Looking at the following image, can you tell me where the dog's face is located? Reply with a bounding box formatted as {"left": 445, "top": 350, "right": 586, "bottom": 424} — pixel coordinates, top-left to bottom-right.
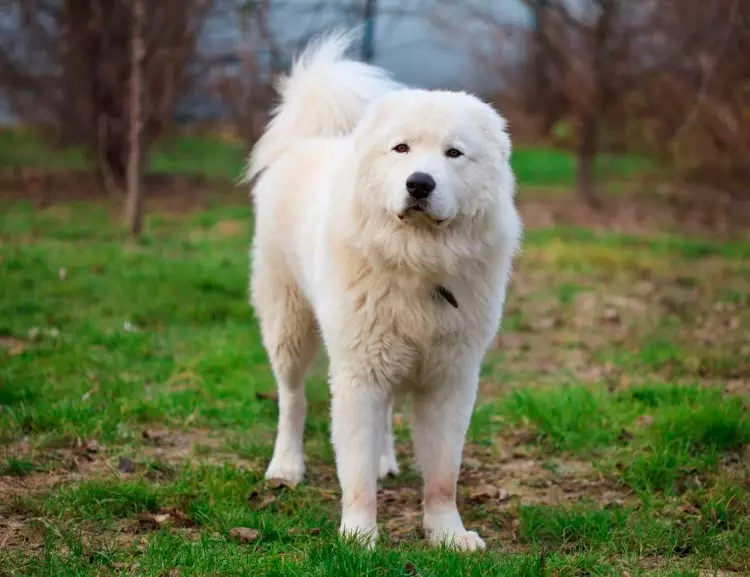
{"left": 351, "top": 89, "right": 513, "bottom": 228}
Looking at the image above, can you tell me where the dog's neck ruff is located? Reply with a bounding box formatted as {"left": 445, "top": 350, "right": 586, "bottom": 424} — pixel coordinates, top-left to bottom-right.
{"left": 435, "top": 285, "right": 459, "bottom": 309}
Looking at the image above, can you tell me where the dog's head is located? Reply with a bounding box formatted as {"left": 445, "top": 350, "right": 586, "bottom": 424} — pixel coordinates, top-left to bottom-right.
{"left": 343, "top": 89, "right": 518, "bottom": 274}
{"left": 351, "top": 89, "right": 513, "bottom": 226}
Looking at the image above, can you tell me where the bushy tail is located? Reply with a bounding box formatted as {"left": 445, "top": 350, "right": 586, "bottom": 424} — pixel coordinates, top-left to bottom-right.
{"left": 245, "top": 30, "right": 401, "bottom": 182}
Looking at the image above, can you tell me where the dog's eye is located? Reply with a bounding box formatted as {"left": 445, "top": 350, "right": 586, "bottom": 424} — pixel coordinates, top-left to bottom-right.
{"left": 445, "top": 148, "right": 463, "bottom": 158}
{"left": 392, "top": 143, "right": 410, "bottom": 154}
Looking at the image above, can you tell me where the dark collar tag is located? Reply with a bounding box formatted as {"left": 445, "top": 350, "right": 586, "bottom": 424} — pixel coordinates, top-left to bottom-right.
{"left": 435, "top": 285, "right": 459, "bottom": 309}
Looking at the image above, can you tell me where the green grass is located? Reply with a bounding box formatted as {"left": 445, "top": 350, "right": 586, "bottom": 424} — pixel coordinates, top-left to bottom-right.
{"left": 1, "top": 190, "right": 749, "bottom": 575}
{"left": 1, "top": 456, "right": 38, "bottom": 477}
{"left": 510, "top": 147, "right": 651, "bottom": 187}
{"left": 525, "top": 227, "right": 750, "bottom": 261}
{"left": 496, "top": 386, "right": 635, "bottom": 452}
{"left": 0, "top": 128, "right": 648, "bottom": 187}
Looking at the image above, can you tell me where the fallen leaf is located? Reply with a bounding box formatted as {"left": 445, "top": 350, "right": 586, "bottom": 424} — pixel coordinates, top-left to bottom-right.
{"left": 0, "top": 336, "right": 25, "bottom": 354}
{"left": 468, "top": 484, "right": 510, "bottom": 503}
{"left": 602, "top": 307, "right": 620, "bottom": 323}
{"left": 142, "top": 429, "right": 170, "bottom": 445}
{"left": 81, "top": 385, "right": 99, "bottom": 401}
{"left": 255, "top": 391, "right": 278, "bottom": 402}
{"left": 511, "top": 517, "right": 520, "bottom": 543}
{"left": 138, "top": 512, "right": 170, "bottom": 528}
{"left": 405, "top": 562, "right": 422, "bottom": 576}
{"left": 8, "top": 343, "right": 25, "bottom": 356}
{"left": 634, "top": 415, "right": 654, "bottom": 428}
{"left": 248, "top": 490, "right": 277, "bottom": 510}
{"left": 619, "top": 428, "right": 634, "bottom": 442}
{"left": 633, "top": 281, "right": 655, "bottom": 296}
{"left": 84, "top": 439, "right": 103, "bottom": 453}
{"left": 118, "top": 457, "right": 135, "bottom": 473}
{"left": 159, "top": 507, "right": 193, "bottom": 527}
{"left": 229, "top": 527, "right": 260, "bottom": 543}
{"left": 533, "top": 316, "right": 560, "bottom": 331}
{"left": 287, "top": 527, "right": 321, "bottom": 536}
{"left": 462, "top": 456, "right": 482, "bottom": 470}
{"left": 58, "top": 268, "right": 67, "bottom": 280}
{"left": 385, "top": 509, "right": 421, "bottom": 541}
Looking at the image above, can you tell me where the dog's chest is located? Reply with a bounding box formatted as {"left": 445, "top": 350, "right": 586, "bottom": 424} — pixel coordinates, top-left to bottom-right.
{"left": 341, "top": 277, "right": 488, "bottom": 386}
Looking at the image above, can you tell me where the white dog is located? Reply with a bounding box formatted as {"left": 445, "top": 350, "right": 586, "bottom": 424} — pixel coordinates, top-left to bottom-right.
{"left": 248, "top": 31, "right": 522, "bottom": 550}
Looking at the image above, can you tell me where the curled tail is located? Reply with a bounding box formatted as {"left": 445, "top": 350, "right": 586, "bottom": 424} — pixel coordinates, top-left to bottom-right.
{"left": 245, "top": 30, "right": 401, "bottom": 182}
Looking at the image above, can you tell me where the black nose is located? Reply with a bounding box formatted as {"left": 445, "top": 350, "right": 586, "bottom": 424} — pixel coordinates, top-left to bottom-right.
{"left": 405, "top": 172, "right": 436, "bottom": 199}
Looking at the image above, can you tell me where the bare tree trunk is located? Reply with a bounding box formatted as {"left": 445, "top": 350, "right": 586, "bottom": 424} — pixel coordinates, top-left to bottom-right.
{"left": 531, "top": 0, "right": 558, "bottom": 135}
{"left": 577, "top": 110, "right": 602, "bottom": 208}
{"left": 125, "top": 0, "right": 144, "bottom": 237}
{"left": 576, "top": 0, "right": 616, "bottom": 209}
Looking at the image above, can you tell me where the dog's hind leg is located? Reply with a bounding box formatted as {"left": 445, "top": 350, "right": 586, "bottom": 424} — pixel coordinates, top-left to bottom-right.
{"left": 378, "top": 397, "right": 400, "bottom": 479}
{"left": 253, "top": 271, "right": 320, "bottom": 485}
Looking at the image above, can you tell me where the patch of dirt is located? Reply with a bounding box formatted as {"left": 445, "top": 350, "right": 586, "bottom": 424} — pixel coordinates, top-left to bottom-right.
{"left": 355, "top": 430, "right": 634, "bottom": 548}
{"left": 0, "top": 516, "right": 44, "bottom": 552}
{"left": 0, "top": 428, "right": 266, "bottom": 554}
{"left": 0, "top": 429, "right": 260, "bottom": 504}
{"left": 520, "top": 186, "right": 750, "bottom": 238}
{"left": 188, "top": 219, "right": 247, "bottom": 242}
{"left": 461, "top": 435, "right": 631, "bottom": 508}
{"left": 488, "top": 247, "right": 750, "bottom": 395}
{"left": 137, "top": 428, "right": 261, "bottom": 470}
{"left": 0, "top": 171, "right": 230, "bottom": 210}
{"left": 0, "top": 335, "right": 27, "bottom": 356}
{"left": 381, "top": 485, "right": 422, "bottom": 543}
{"left": 3, "top": 169, "right": 749, "bottom": 235}
{"left": 0, "top": 448, "right": 112, "bottom": 501}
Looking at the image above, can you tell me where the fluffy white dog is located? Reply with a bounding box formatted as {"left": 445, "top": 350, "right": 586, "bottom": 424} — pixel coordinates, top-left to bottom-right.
{"left": 248, "top": 31, "right": 522, "bottom": 550}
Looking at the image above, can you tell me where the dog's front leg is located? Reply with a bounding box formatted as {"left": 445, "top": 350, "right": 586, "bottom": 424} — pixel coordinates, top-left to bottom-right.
{"left": 330, "top": 371, "right": 386, "bottom": 548}
{"left": 411, "top": 362, "right": 485, "bottom": 551}
{"left": 378, "top": 397, "right": 400, "bottom": 479}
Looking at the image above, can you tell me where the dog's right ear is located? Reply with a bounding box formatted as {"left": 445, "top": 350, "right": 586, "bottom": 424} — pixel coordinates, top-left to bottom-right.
{"left": 351, "top": 98, "right": 389, "bottom": 152}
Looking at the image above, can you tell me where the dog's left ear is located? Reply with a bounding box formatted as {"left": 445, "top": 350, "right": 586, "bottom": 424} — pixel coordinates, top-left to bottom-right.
{"left": 467, "top": 93, "right": 512, "bottom": 162}
{"left": 486, "top": 107, "right": 512, "bottom": 163}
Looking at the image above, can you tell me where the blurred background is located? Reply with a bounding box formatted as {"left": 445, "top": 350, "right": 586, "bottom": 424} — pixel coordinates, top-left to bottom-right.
{"left": 0, "top": 0, "right": 747, "bottom": 232}
{"left": 2, "top": 3, "right": 750, "bottom": 572}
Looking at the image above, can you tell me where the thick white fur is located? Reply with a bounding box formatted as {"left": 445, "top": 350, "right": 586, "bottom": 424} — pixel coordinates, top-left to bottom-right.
{"left": 249, "top": 31, "right": 522, "bottom": 551}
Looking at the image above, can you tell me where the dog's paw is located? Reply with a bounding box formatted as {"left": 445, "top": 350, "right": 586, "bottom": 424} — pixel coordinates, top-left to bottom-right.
{"left": 429, "top": 530, "right": 486, "bottom": 551}
{"left": 264, "top": 458, "right": 305, "bottom": 486}
{"left": 339, "top": 524, "right": 378, "bottom": 550}
{"left": 378, "top": 453, "right": 400, "bottom": 479}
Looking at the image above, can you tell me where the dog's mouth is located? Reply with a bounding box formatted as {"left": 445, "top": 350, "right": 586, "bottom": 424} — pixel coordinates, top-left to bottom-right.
{"left": 398, "top": 203, "right": 447, "bottom": 225}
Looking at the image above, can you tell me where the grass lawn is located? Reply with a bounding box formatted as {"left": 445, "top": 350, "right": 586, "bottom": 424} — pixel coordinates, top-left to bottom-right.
{"left": 1, "top": 196, "right": 748, "bottom": 576}
{"left": 0, "top": 132, "right": 747, "bottom": 575}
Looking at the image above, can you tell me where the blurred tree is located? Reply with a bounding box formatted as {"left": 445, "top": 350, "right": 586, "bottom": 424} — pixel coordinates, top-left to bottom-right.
{"left": 0, "top": 0, "right": 213, "bottom": 193}
{"left": 125, "top": 0, "right": 144, "bottom": 236}
{"left": 433, "top": 0, "right": 740, "bottom": 206}
{"left": 527, "top": 0, "right": 740, "bottom": 206}
{"left": 637, "top": 0, "right": 747, "bottom": 194}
